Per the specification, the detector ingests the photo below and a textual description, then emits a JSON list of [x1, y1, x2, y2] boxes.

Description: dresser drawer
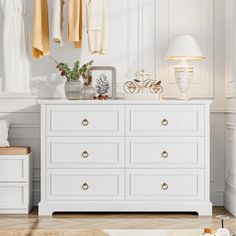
[[126, 105, 204, 136], [46, 105, 125, 136], [0, 183, 28, 209], [126, 169, 204, 200], [47, 169, 125, 200], [46, 137, 125, 168], [0, 156, 28, 181], [126, 137, 204, 168]]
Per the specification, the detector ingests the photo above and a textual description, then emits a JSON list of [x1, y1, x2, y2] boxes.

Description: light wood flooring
[[0, 207, 235, 233]]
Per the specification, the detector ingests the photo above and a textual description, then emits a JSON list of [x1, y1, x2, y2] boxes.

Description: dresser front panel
[[126, 105, 204, 136], [46, 137, 125, 168], [47, 169, 125, 200], [126, 169, 204, 200], [126, 137, 204, 168], [46, 105, 125, 136]]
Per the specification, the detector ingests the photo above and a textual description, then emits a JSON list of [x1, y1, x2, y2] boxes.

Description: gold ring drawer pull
[[82, 183, 89, 190], [162, 151, 168, 158], [162, 119, 168, 126], [162, 183, 168, 190], [82, 119, 89, 126], [82, 151, 89, 158]]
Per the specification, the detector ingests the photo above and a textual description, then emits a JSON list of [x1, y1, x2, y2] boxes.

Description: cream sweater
[[86, 0, 108, 54], [52, 0, 65, 46]]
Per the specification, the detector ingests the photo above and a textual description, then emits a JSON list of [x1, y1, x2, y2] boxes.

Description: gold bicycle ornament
[[124, 70, 163, 98]]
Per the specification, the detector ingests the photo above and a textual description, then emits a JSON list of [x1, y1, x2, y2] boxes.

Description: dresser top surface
[[38, 99, 212, 105]]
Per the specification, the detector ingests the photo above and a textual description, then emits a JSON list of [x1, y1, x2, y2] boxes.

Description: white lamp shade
[[165, 35, 205, 61]]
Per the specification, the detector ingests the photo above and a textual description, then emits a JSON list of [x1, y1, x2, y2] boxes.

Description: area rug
[[105, 230, 202, 236], [0, 229, 106, 236], [0, 229, 203, 236]]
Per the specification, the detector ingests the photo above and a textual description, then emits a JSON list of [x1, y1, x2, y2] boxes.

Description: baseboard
[[224, 191, 236, 216], [210, 191, 224, 206], [33, 192, 224, 208], [38, 201, 212, 216]]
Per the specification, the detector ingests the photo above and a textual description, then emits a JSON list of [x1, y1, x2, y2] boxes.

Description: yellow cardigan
[[68, 0, 83, 48], [32, 0, 50, 58]]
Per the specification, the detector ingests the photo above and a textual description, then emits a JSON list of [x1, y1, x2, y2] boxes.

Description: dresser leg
[[196, 204, 213, 216], [38, 203, 54, 216]]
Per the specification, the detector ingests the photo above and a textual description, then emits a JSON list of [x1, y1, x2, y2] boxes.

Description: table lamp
[[165, 35, 205, 100]]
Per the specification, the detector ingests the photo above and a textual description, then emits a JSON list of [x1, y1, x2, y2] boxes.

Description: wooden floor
[[0, 207, 235, 233]]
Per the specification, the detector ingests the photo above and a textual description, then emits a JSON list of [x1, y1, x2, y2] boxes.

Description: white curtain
[[0, 0, 30, 93]]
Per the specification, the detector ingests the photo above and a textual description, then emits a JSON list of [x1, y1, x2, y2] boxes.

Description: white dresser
[[39, 99, 212, 216]]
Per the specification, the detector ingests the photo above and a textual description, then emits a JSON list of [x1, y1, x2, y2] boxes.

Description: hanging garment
[[0, 0, 30, 93], [32, 0, 50, 58], [52, 0, 65, 46], [68, 0, 82, 48], [86, 0, 108, 55]]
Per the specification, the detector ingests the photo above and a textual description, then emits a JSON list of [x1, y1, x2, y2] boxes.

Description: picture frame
[[88, 66, 116, 99]]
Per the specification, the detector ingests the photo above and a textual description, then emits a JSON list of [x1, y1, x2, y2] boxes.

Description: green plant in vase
[[50, 56, 94, 100], [57, 60, 94, 81]]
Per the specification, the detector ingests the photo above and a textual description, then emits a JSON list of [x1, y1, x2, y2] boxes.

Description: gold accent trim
[[164, 56, 205, 61]]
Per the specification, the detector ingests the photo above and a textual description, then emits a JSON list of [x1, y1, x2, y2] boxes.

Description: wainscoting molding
[[225, 0, 236, 98], [210, 122, 215, 183], [224, 109, 236, 114], [224, 182, 236, 216], [224, 191, 236, 216], [224, 123, 236, 214], [225, 124, 235, 187]]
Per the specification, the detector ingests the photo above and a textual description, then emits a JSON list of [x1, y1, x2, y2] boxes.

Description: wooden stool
[[0, 147, 32, 214]]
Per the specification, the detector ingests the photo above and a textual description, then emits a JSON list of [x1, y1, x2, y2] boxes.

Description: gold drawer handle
[[82, 119, 89, 126], [82, 183, 89, 190], [82, 151, 89, 158], [162, 119, 168, 126], [162, 183, 168, 190], [162, 151, 168, 158]]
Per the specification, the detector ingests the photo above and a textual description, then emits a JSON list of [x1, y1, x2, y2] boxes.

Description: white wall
[[0, 0, 226, 206], [224, 0, 236, 216]]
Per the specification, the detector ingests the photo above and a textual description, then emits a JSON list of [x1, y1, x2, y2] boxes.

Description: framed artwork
[[89, 66, 116, 99]]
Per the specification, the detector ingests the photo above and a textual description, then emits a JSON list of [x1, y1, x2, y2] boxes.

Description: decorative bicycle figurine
[[124, 70, 163, 97]]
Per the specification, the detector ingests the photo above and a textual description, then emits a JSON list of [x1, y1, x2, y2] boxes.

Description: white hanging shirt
[[52, 0, 65, 46], [0, 0, 30, 93], [86, 0, 108, 54]]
